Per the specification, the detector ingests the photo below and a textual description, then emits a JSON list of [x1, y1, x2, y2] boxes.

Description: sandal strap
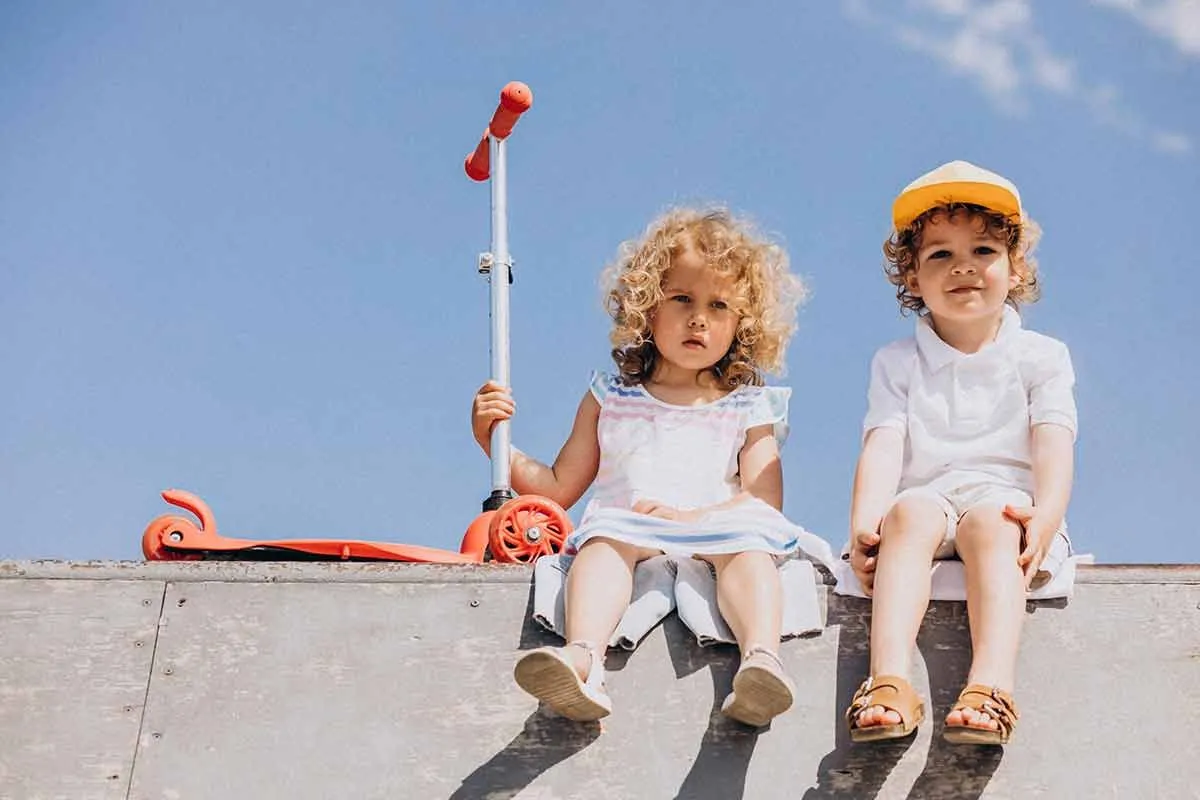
[[846, 674, 922, 726], [565, 640, 606, 691], [952, 685, 1019, 737], [741, 645, 785, 670]]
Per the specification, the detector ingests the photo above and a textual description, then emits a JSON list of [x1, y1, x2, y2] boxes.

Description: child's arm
[[736, 423, 785, 510], [847, 427, 905, 593], [632, 423, 782, 520], [471, 381, 600, 509], [1004, 339, 1077, 587], [1004, 422, 1074, 588]]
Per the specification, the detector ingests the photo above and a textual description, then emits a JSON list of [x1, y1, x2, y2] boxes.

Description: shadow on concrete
[[905, 739, 1003, 800], [500, 571, 1020, 798], [802, 596, 912, 799], [448, 710, 602, 800], [906, 601, 1003, 799], [517, 582, 558, 651], [801, 597, 1016, 798], [451, 584, 627, 800], [662, 616, 763, 800]]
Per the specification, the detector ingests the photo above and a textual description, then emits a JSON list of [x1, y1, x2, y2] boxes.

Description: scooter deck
[[156, 537, 481, 563], [143, 489, 483, 564]]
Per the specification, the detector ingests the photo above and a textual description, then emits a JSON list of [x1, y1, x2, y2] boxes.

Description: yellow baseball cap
[[892, 160, 1022, 231]]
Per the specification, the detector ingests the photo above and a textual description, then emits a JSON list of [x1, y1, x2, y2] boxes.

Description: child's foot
[[942, 685, 1019, 745], [845, 674, 924, 742], [721, 646, 795, 727], [513, 640, 611, 721]]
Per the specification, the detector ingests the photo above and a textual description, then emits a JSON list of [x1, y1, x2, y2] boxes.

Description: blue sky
[[2, 1, 1197, 563]]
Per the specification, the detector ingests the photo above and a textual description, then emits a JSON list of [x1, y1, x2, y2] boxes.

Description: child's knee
[[881, 496, 946, 547], [705, 550, 777, 578], [955, 507, 1021, 552], [578, 536, 660, 565]]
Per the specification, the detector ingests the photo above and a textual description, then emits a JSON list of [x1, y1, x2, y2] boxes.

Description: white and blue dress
[[565, 372, 829, 564]]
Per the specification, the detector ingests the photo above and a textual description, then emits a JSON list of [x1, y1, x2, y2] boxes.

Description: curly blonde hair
[[883, 203, 1042, 316], [602, 207, 806, 388]]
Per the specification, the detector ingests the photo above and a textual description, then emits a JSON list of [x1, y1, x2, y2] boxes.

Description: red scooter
[[141, 82, 571, 565]]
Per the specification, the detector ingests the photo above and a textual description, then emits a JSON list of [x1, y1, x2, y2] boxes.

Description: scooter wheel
[[141, 515, 204, 561], [488, 496, 572, 564]]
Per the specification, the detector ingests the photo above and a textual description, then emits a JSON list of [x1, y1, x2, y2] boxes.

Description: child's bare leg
[[855, 496, 946, 730], [563, 536, 660, 677], [946, 507, 1025, 732], [703, 550, 782, 651], [705, 550, 794, 726]]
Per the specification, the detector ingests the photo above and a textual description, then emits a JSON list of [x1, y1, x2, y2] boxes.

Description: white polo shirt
[[863, 306, 1077, 496]]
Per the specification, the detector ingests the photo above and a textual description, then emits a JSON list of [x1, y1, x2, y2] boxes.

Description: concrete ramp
[[2, 561, 1198, 799]]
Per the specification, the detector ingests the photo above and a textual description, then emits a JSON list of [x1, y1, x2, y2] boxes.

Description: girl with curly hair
[[471, 207, 827, 726], [845, 161, 1077, 746]]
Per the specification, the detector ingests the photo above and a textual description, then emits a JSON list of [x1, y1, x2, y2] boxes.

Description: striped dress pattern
[[565, 371, 829, 564]]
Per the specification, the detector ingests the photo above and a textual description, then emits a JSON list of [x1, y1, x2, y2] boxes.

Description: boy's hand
[[849, 529, 881, 595], [632, 499, 701, 524], [471, 380, 514, 456], [1003, 505, 1059, 590]]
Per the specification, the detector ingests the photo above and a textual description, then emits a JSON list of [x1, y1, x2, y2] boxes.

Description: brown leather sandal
[[942, 684, 1019, 745], [845, 674, 925, 742]]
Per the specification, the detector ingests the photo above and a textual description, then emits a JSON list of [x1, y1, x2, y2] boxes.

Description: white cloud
[[913, 0, 971, 16], [1093, 0, 1200, 57], [1153, 131, 1193, 153], [842, 0, 880, 24], [1028, 39, 1076, 94], [974, 0, 1032, 34], [842, 0, 1193, 156], [895, 23, 1024, 112]]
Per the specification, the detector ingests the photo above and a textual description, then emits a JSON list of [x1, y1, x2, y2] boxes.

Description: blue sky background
[[2, 1, 1197, 563]]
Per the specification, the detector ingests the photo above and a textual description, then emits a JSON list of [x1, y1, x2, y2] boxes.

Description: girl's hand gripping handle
[[471, 380, 515, 457], [464, 81, 534, 181]]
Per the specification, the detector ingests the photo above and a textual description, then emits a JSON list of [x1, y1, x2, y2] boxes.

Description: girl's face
[[907, 212, 1022, 326], [649, 247, 741, 378]]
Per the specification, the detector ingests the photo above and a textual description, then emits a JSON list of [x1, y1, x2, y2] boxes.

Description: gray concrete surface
[[1, 560, 1198, 799]]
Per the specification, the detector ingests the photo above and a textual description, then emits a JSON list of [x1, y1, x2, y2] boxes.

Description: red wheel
[[141, 515, 204, 561], [487, 496, 572, 564]]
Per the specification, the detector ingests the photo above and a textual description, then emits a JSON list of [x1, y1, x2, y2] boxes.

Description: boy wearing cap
[[845, 161, 1076, 745]]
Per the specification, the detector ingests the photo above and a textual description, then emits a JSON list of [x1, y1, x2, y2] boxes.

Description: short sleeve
[[862, 342, 913, 439], [588, 370, 612, 405], [745, 386, 791, 446], [1026, 339, 1077, 439]]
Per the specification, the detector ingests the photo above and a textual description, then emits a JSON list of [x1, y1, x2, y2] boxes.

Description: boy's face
[[650, 246, 741, 376], [906, 211, 1022, 326]]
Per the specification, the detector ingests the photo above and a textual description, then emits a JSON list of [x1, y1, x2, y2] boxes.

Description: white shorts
[[891, 484, 1072, 590]]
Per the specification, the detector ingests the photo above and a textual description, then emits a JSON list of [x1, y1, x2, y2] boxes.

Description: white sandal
[[720, 646, 795, 727], [513, 640, 612, 721]]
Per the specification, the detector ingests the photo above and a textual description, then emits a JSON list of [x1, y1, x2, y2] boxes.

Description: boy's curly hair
[[883, 203, 1042, 316], [602, 207, 806, 388]]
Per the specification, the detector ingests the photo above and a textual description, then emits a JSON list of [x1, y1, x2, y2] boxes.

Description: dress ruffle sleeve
[[745, 386, 792, 446], [588, 370, 612, 405]]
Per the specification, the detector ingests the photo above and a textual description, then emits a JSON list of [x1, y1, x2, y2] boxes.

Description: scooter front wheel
[[141, 515, 204, 561], [487, 496, 571, 564]]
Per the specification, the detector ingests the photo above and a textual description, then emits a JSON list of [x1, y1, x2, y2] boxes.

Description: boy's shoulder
[[872, 336, 919, 365], [1009, 326, 1072, 361]]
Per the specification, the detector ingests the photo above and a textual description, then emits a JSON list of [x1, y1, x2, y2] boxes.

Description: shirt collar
[[915, 305, 1022, 372]]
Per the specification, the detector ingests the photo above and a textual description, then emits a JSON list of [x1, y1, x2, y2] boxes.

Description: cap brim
[[892, 181, 1021, 231]]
